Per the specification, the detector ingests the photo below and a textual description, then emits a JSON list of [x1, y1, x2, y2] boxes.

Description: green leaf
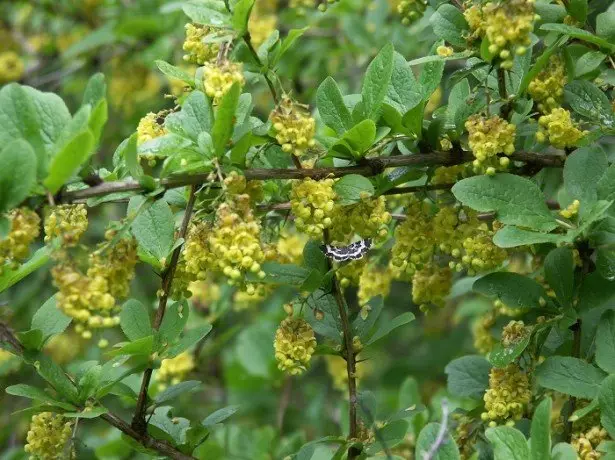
[[302, 241, 327, 274], [361, 43, 394, 120], [577, 272, 615, 312], [88, 99, 108, 145], [575, 51, 606, 78], [566, 0, 588, 23], [0, 246, 51, 294], [419, 52, 445, 99], [257, 262, 311, 286], [564, 145, 608, 204], [233, 0, 255, 35], [597, 165, 615, 202], [78, 364, 102, 401], [317, 77, 353, 136], [600, 375, 615, 439], [272, 27, 307, 66], [540, 23, 615, 51], [31, 354, 79, 403], [31, 296, 71, 344], [530, 397, 552, 460], [149, 406, 190, 445], [164, 324, 212, 358], [5, 384, 76, 410], [154, 380, 202, 405], [544, 247, 574, 308], [183, 0, 230, 27], [485, 426, 529, 460], [158, 300, 189, 346], [385, 52, 423, 115], [108, 335, 154, 357], [333, 174, 375, 205], [452, 174, 557, 232], [366, 420, 410, 454], [44, 129, 95, 194], [430, 4, 469, 47], [334, 119, 377, 158], [119, 299, 151, 342], [130, 199, 175, 264], [83, 73, 106, 106], [415, 423, 460, 460], [473, 272, 548, 309], [597, 249, 615, 281], [120, 133, 141, 179], [552, 443, 578, 460], [367, 312, 415, 345], [488, 333, 531, 368], [212, 83, 241, 157], [536, 356, 606, 398], [564, 80, 615, 126], [156, 60, 194, 87], [596, 11, 615, 42], [0, 84, 71, 179], [493, 226, 568, 248], [445, 355, 491, 399], [518, 37, 566, 95], [596, 310, 615, 374], [202, 405, 240, 427], [63, 407, 108, 419], [0, 139, 37, 212]]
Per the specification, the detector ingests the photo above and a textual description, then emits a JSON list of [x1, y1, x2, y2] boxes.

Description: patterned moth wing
[[322, 239, 372, 262]]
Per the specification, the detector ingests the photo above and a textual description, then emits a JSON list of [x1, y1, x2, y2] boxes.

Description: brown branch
[[324, 230, 361, 460], [131, 185, 198, 434], [60, 152, 564, 203]]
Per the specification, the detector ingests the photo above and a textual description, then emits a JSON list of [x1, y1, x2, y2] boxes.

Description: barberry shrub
[[0, 0, 614, 459]]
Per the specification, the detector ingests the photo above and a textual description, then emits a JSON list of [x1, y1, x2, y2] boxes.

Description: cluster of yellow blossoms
[[136, 112, 167, 146], [0, 208, 40, 275], [203, 61, 245, 103], [155, 351, 195, 391], [44, 205, 87, 248], [501, 320, 528, 347], [473, 311, 497, 354], [182, 23, 218, 65], [290, 178, 336, 239], [274, 317, 317, 375], [331, 195, 392, 243], [24, 412, 73, 460], [270, 98, 316, 158], [326, 355, 368, 393], [185, 195, 266, 293], [572, 426, 609, 460], [560, 199, 580, 219], [248, 6, 277, 47], [465, 0, 535, 69], [357, 265, 393, 316], [536, 108, 586, 149], [411, 263, 452, 313], [528, 55, 567, 114], [337, 258, 367, 288], [481, 364, 532, 426], [0, 51, 24, 83], [108, 61, 161, 115], [50, 220, 137, 339], [395, 0, 428, 25], [268, 231, 306, 265], [465, 115, 516, 173], [450, 220, 508, 275]]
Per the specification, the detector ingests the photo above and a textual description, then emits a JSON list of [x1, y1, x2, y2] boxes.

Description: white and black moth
[[322, 239, 372, 262]]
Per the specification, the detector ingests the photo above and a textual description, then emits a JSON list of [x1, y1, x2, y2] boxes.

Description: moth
[[322, 239, 372, 262]]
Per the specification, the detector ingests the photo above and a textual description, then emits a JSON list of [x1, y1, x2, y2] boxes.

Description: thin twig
[[243, 33, 279, 104], [131, 185, 198, 433], [276, 377, 292, 432], [423, 399, 450, 460]]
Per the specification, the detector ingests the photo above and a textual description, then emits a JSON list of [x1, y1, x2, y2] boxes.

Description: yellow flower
[[0, 51, 24, 83], [24, 412, 73, 460], [182, 23, 219, 65], [396, 0, 428, 25], [437, 45, 454, 57], [248, 10, 277, 47], [537, 108, 586, 149], [44, 204, 88, 248], [156, 351, 195, 390], [331, 195, 392, 244], [203, 61, 245, 103], [481, 364, 532, 425], [270, 97, 316, 158], [501, 320, 528, 347], [466, 115, 516, 166], [572, 426, 609, 460], [0, 208, 40, 275], [411, 263, 452, 312], [357, 265, 392, 310], [473, 311, 496, 354], [290, 178, 337, 240], [137, 112, 167, 146], [274, 317, 317, 375], [325, 355, 368, 394], [528, 55, 567, 114], [560, 199, 580, 219]]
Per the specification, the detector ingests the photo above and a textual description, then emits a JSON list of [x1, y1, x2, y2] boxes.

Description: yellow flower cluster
[[465, 115, 516, 170], [337, 258, 367, 288], [267, 231, 307, 265], [248, 9, 277, 47], [432, 164, 472, 186], [156, 351, 195, 391], [52, 232, 137, 339], [203, 61, 245, 104], [326, 355, 368, 393], [0, 208, 40, 275], [396, 0, 428, 25], [224, 171, 264, 203], [109, 63, 161, 115], [501, 320, 528, 347], [290, 178, 336, 240], [170, 258, 196, 301], [437, 45, 454, 57], [137, 112, 167, 146], [185, 195, 266, 292], [481, 364, 532, 426], [390, 195, 434, 278], [233, 284, 270, 311], [572, 426, 609, 460], [270, 98, 316, 158], [44, 333, 80, 365], [528, 55, 567, 114], [357, 265, 392, 313], [536, 108, 586, 149], [0, 51, 24, 83], [182, 23, 218, 65], [465, 0, 535, 69], [274, 317, 317, 375], [450, 222, 507, 275], [331, 195, 392, 243], [411, 263, 452, 312], [473, 311, 496, 354], [24, 412, 73, 460], [44, 205, 88, 248], [560, 199, 580, 219], [454, 415, 476, 460]]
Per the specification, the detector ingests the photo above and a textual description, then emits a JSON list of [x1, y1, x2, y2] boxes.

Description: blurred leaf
[[149, 406, 190, 445], [63, 24, 116, 59], [600, 375, 615, 439], [183, 0, 231, 27], [272, 28, 308, 66], [367, 419, 409, 455], [597, 11, 615, 42], [0, 246, 51, 294], [474, 272, 548, 309], [164, 324, 212, 358], [31, 296, 71, 344], [257, 262, 311, 286], [63, 407, 108, 419], [544, 247, 575, 308], [165, 91, 213, 143], [83, 73, 106, 106], [232, 0, 254, 35], [415, 422, 460, 459], [530, 397, 552, 460], [367, 312, 414, 345], [108, 336, 155, 357], [540, 23, 615, 51], [333, 174, 375, 205], [596, 311, 615, 374], [154, 380, 202, 405], [202, 405, 240, 427], [5, 384, 76, 411], [566, 0, 588, 23], [445, 355, 491, 399], [564, 145, 608, 204], [575, 51, 606, 78], [494, 226, 568, 248], [565, 80, 615, 126]]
